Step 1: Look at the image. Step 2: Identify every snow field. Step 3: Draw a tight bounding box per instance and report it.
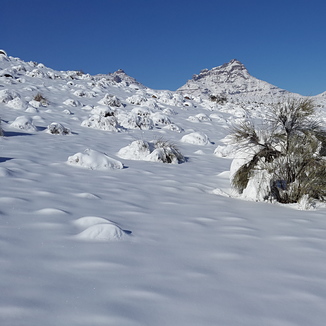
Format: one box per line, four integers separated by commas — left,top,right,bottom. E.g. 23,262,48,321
0,53,326,326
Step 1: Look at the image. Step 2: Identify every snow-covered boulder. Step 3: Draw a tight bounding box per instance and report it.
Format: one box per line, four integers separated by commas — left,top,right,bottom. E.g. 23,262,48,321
67,149,124,170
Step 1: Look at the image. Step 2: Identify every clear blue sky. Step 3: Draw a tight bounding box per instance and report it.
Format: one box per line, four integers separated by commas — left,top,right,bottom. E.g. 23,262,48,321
1,0,325,95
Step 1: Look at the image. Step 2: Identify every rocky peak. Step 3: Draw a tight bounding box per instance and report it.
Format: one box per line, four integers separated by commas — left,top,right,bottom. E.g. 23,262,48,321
177,59,289,102
192,59,249,83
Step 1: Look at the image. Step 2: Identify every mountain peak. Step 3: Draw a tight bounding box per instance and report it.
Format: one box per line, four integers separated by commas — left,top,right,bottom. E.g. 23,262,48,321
191,59,249,84
221,58,246,71
177,59,288,101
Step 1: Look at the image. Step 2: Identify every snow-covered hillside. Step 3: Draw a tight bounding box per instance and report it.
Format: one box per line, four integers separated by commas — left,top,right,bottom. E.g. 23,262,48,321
1,50,326,326
177,59,326,105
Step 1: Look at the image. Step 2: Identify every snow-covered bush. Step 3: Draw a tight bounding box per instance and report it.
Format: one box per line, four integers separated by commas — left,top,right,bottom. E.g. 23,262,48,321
0,118,3,136
230,99,326,204
81,114,120,131
188,113,211,123
119,113,154,130
46,122,70,135
117,140,151,160
33,93,48,106
214,144,235,158
117,139,185,164
151,138,185,164
118,108,154,130
81,106,121,132
98,94,122,107
210,94,227,104
126,94,148,105
63,99,81,107
163,123,184,133
181,132,211,145
7,97,27,110
151,112,171,126
10,116,37,131
0,89,15,103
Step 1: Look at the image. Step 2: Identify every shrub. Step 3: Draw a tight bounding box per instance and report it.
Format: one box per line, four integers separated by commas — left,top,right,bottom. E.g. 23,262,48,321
0,118,3,136
34,93,48,106
47,122,70,135
117,138,185,164
210,94,227,104
153,138,185,164
230,98,326,204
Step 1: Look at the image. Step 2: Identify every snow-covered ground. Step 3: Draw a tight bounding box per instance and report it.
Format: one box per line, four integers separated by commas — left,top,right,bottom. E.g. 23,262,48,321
1,52,326,326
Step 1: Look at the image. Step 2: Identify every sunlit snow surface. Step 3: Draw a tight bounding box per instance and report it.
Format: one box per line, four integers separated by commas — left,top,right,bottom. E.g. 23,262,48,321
1,53,326,326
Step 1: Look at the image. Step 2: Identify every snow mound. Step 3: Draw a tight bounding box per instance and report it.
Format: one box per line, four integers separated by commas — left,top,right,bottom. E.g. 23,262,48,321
0,89,16,103
98,94,122,107
117,140,151,160
163,123,184,133
188,113,211,122
117,140,185,164
67,149,124,170
126,94,148,105
74,216,130,241
81,114,120,131
46,122,71,135
10,116,37,131
180,132,211,145
63,98,81,107
7,97,27,110
81,107,122,131
214,144,235,158
0,167,14,177
35,208,68,215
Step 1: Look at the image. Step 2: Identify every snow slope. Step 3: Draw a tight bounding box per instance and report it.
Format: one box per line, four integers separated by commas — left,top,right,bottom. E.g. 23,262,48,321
177,59,324,104
1,51,326,326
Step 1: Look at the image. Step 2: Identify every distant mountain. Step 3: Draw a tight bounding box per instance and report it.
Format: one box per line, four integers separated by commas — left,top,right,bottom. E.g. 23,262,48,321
1,50,325,107
177,59,298,102
95,69,146,90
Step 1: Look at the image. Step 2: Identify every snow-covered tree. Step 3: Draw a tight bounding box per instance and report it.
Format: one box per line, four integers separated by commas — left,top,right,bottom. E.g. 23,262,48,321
231,98,326,204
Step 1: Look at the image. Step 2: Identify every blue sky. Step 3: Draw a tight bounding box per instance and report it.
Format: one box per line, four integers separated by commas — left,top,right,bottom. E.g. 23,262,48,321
1,0,325,95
